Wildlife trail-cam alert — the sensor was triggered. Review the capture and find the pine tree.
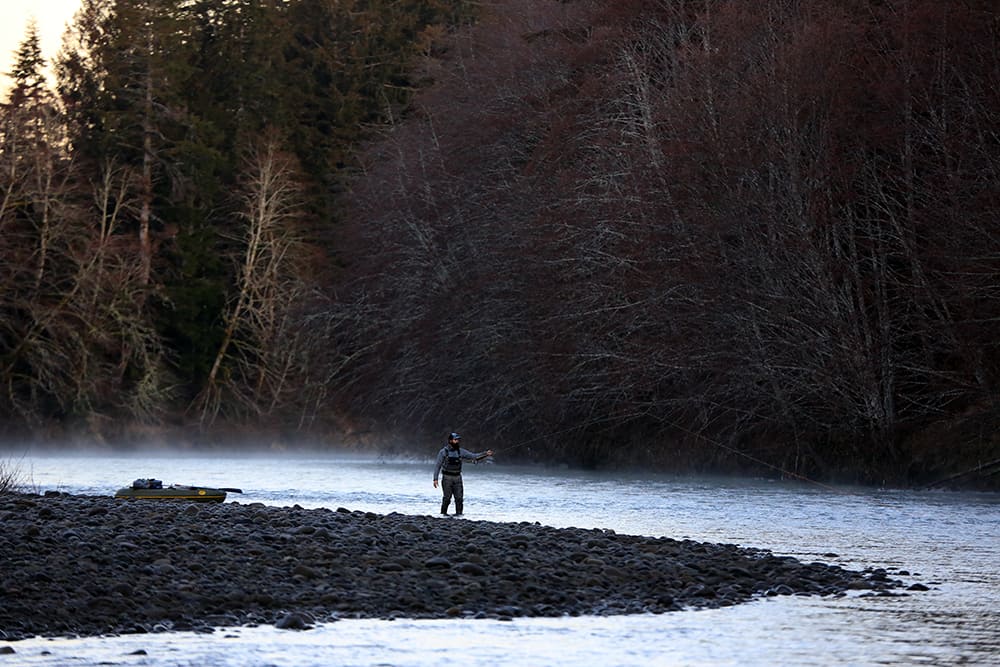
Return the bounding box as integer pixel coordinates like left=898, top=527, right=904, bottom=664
left=7, top=19, right=48, bottom=108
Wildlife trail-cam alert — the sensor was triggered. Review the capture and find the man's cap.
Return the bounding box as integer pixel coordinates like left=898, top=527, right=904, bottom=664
left=449, top=432, right=461, bottom=440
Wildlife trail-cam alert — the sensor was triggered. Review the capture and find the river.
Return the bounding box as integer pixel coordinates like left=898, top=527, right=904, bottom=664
left=4, top=449, right=999, bottom=666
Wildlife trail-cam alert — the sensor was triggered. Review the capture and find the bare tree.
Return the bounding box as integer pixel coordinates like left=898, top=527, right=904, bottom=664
left=194, top=134, right=311, bottom=426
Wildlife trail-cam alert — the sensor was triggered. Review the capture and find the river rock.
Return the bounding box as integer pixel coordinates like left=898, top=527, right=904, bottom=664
left=0, top=492, right=914, bottom=640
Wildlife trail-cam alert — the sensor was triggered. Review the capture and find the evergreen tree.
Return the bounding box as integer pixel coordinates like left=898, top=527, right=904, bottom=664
left=1, top=20, right=64, bottom=301
left=46, top=0, right=478, bottom=429
left=7, top=19, right=48, bottom=108
left=58, top=0, right=229, bottom=398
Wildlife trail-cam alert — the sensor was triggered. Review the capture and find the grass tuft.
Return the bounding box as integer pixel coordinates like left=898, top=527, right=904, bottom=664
left=0, top=457, right=27, bottom=494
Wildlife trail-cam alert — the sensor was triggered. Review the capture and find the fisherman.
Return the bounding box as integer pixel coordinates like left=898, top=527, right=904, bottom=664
left=433, top=432, right=493, bottom=515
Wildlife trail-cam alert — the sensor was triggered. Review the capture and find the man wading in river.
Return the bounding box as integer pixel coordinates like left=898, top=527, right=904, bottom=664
left=433, top=432, right=494, bottom=515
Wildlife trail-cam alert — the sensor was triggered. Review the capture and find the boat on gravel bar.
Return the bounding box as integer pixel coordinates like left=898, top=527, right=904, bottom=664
left=114, top=478, right=240, bottom=503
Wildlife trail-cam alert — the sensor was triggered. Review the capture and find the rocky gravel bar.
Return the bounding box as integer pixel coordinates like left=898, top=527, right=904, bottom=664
left=0, top=492, right=920, bottom=640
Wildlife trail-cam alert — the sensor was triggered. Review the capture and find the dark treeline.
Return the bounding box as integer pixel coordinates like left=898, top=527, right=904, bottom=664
left=332, top=0, right=1000, bottom=484
left=1, top=0, right=475, bottom=437
left=2, top=1, right=1000, bottom=486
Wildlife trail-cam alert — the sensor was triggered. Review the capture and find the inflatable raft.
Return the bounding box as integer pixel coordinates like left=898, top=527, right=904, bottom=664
left=114, top=478, right=236, bottom=503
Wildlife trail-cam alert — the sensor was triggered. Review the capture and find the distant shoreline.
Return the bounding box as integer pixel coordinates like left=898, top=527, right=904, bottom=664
left=3, top=436, right=998, bottom=493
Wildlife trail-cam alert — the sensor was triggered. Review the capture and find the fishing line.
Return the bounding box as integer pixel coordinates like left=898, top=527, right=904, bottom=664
left=669, top=421, right=847, bottom=494
left=491, top=416, right=847, bottom=494
left=490, top=421, right=597, bottom=455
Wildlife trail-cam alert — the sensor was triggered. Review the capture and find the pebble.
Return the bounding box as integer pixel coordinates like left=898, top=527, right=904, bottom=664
left=0, top=493, right=916, bottom=640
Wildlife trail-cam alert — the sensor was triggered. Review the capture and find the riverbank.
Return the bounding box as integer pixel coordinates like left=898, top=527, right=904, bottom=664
left=0, top=492, right=924, bottom=642
left=7, top=416, right=1000, bottom=491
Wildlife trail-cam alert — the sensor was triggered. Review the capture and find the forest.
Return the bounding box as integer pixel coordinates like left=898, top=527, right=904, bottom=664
left=2, top=0, right=999, bottom=488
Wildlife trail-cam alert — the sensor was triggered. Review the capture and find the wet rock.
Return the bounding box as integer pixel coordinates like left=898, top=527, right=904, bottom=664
left=291, top=564, right=320, bottom=579
left=0, top=492, right=915, bottom=641
left=275, top=612, right=313, bottom=630
left=378, top=562, right=405, bottom=573
left=454, top=562, right=486, bottom=576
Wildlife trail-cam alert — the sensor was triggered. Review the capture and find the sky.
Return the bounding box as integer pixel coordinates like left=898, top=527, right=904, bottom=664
left=1, top=0, right=81, bottom=92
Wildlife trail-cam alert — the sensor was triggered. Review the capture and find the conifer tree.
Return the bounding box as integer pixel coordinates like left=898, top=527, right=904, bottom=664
left=7, top=19, right=48, bottom=108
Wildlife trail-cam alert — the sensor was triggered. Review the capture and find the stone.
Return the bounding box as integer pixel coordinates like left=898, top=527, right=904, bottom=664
left=0, top=492, right=917, bottom=641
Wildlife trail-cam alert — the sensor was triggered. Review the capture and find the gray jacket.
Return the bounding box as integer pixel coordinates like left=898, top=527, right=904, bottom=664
left=434, top=446, right=487, bottom=481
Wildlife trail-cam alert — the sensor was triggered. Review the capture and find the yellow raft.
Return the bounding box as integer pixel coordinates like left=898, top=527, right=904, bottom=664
left=114, top=479, right=236, bottom=503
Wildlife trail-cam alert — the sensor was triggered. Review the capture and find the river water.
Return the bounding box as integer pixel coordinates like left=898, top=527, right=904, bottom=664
left=4, top=449, right=999, bottom=666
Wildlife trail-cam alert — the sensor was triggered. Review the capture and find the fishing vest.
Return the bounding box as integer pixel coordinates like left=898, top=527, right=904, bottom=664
left=442, top=447, right=463, bottom=475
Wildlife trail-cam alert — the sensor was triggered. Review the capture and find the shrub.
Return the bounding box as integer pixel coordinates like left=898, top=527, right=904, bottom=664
left=0, top=458, right=26, bottom=494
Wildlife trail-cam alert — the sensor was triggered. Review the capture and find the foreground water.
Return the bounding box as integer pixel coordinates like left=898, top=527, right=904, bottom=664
left=4, top=449, right=999, bottom=666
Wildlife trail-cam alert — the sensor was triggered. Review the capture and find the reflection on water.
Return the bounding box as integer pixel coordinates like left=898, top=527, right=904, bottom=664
left=5, top=450, right=1000, bottom=667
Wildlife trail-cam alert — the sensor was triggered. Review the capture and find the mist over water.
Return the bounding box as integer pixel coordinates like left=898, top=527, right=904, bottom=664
left=4, top=448, right=999, bottom=666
